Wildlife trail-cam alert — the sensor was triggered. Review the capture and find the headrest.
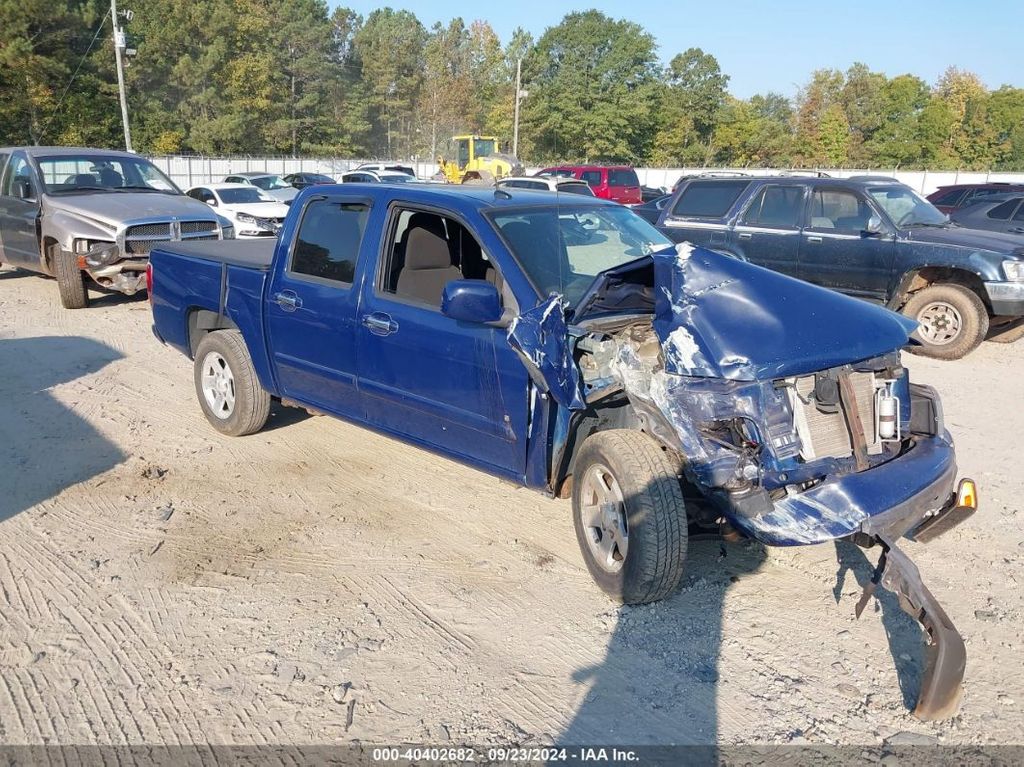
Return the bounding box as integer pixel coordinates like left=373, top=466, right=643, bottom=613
left=73, top=173, right=96, bottom=186
left=405, top=226, right=453, bottom=270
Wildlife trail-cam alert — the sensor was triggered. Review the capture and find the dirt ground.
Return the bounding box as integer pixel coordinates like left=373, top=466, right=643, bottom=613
left=0, top=266, right=1021, bottom=748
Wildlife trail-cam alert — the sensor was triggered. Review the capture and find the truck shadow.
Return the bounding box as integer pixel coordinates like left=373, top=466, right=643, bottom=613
left=556, top=510, right=767, bottom=756
left=0, top=336, right=126, bottom=523
left=832, top=539, right=924, bottom=709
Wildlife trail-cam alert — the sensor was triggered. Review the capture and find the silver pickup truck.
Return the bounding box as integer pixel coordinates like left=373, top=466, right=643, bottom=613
left=0, top=146, right=232, bottom=308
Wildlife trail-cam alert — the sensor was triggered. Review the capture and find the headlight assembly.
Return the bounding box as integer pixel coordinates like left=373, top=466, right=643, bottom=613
left=1003, top=259, right=1024, bottom=281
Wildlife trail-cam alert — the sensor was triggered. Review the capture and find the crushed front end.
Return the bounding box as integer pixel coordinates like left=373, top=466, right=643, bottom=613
left=568, top=245, right=978, bottom=719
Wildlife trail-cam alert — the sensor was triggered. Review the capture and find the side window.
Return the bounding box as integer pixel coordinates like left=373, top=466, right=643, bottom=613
left=740, top=185, right=804, bottom=228
left=581, top=171, right=602, bottom=187
left=809, top=189, right=871, bottom=233
left=671, top=180, right=750, bottom=218
left=1013, top=202, right=1024, bottom=222
left=457, top=140, right=470, bottom=168
left=987, top=200, right=1018, bottom=220
left=2, top=153, right=34, bottom=199
left=383, top=209, right=497, bottom=309
left=290, top=199, right=368, bottom=284
left=0, top=154, right=10, bottom=191
left=186, top=189, right=202, bottom=201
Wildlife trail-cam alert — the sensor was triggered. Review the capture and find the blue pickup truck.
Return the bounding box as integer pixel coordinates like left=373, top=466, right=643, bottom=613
left=149, top=184, right=977, bottom=719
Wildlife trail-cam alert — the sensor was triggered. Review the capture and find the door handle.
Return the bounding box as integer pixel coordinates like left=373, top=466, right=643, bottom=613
left=362, top=312, right=398, bottom=336
left=738, top=232, right=752, bottom=240
left=274, top=291, right=302, bottom=311
left=1010, top=227, right=1024, bottom=234
left=806, top=235, right=822, bottom=243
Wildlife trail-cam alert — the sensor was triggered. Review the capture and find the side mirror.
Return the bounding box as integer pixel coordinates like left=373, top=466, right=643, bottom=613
left=441, top=280, right=503, bottom=324
left=13, top=179, right=33, bottom=200
left=864, top=214, right=884, bottom=235
left=206, top=199, right=217, bottom=207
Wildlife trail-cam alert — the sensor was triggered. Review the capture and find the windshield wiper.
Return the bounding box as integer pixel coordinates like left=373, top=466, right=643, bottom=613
left=114, top=185, right=173, bottom=193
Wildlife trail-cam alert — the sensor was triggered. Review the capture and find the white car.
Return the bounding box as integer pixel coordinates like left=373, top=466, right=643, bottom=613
left=340, top=169, right=417, bottom=184
left=496, top=176, right=595, bottom=196
left=353, top=162, right=416, bottom=177
left=186, top=183, right=290, bottom=238
left=222, top=172, right=298, bottom=203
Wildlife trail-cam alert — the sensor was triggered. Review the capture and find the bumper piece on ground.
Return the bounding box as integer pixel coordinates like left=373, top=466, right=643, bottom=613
left=856, top=535, right=966, bottom=720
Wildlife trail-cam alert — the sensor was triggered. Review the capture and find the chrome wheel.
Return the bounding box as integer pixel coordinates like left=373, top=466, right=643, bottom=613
left=917, top=301, right=963, bottom=346
left=579, top=463, right=628, bottom=573
left=200, top=351, right=235, bottom=419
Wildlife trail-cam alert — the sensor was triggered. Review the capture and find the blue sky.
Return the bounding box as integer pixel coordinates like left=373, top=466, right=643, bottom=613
left=332, top=1, right=1022, bottom=98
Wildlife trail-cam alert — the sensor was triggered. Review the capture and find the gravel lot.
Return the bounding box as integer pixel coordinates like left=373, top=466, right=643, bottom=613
left=0, top=266, right=1021, bottom=747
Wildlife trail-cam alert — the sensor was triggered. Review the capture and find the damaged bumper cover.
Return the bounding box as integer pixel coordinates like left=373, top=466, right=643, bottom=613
left=733, top=432, right=966, bottom=546
left=857, top=536, right=967, bottom=720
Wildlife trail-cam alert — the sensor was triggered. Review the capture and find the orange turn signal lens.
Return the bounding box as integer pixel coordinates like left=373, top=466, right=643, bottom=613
left=956, top=479, right=978, bottom=510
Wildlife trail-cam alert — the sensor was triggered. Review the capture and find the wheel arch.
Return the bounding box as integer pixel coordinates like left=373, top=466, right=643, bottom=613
left=890, top=266, right=992, bottom=315
left=187, top=307, right=240, bottom=358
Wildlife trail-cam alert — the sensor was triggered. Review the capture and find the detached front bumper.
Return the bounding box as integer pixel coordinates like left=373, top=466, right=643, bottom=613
left=731, top=433, right=964, bottom=546
left=984, top=280, right=1024, bottom=318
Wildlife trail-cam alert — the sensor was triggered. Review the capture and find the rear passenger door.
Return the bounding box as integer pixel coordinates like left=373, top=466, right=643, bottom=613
left=799, top=186, right=896, bottom=298
left=356, top=204, right=529, bottom=479
left=730, top=183, right=806, bottom=277
left=264, top=194, right=374, bottom=418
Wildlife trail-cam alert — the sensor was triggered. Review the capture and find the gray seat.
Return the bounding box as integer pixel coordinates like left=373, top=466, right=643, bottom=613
left=396, top=225, right=461, bottom=305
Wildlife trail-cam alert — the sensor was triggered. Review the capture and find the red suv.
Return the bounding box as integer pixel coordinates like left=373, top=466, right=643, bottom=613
left=927, top=182, right=1024, bottom=214
left=537, top=165, right=642, bottom=204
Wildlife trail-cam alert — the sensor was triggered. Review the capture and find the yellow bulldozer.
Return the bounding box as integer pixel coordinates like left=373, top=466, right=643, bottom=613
left=438, top=135, right=523, bottom=184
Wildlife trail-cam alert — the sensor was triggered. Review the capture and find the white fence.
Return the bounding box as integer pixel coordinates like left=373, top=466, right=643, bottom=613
left=147, top=155, right=1024, bottom=197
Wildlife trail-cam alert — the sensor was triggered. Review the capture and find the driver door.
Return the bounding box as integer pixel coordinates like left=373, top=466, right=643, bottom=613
left=0, top=152, right=42, bottom=269
left=799, top=187, right=896, bottom=299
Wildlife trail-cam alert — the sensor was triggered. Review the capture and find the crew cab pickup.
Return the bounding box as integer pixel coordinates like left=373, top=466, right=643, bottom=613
left=657, top=175, right=1024, bottom=358
left=149, top=184, right=978, bottom=719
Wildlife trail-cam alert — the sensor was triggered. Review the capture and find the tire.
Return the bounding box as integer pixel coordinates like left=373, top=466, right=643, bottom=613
left=901, top=283, right=989, bottom=360
left=571, top=430, right=688, bottom=605
left=986, top=320, right=1024, bottom=344
left=53, top=246, right=89, bottom=309
left=193, top=330, right=271, bottom=437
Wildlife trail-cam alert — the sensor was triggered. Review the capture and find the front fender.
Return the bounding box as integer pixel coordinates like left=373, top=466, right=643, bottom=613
left=42, top=209, right=117, bottom=252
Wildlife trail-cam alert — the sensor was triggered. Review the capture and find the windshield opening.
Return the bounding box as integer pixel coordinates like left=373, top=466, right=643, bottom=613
left=869, top=186, right=948, bottom=227
left=37, top=155, right=180, bottom=194
left=490, top=205, right=674, bottom=306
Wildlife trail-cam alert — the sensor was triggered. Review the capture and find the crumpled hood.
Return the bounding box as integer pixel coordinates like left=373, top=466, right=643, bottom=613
left=45, top=192, right=219, bottom=228
left=654, top=245, right=918, bottom=381
left=906, top=224, right=1024, bottom=254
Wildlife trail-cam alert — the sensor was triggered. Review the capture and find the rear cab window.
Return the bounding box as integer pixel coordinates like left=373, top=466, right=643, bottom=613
left=670, top=180, right=751, bottom=219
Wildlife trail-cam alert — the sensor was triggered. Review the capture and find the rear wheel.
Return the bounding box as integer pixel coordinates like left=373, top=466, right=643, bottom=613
left=52, top=246, right=89, bottom=309
left=571, top=430, right=688, bottom=605
left=902, top=283, right=988, bottom=360
left=193, top=330, right=271, bottom=436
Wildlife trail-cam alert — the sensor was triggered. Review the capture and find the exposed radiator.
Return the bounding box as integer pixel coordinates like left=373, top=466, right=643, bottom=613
left=787, top=372, right=881, bottom=461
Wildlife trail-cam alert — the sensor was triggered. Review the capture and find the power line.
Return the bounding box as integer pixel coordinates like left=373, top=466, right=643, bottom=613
left=39, top=9, right=112, bottom=144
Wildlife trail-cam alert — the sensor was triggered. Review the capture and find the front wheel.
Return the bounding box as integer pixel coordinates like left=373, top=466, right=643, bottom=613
left=53, top=246, right=89, bottom=309
left=571, top=430, right=688, bottom=605
left=193, top=330, right=271, bottom=436
left=901, top=284, right=988, bottom=360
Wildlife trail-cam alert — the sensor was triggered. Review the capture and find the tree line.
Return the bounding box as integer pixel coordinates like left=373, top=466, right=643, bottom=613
left=3, top=1, right=1023, bottom=170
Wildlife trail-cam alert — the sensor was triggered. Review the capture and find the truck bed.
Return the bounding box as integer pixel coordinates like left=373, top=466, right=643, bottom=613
left=152, top=239, right=276, bottom=270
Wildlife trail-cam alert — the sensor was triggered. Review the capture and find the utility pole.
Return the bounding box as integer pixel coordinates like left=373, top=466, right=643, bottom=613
left=512, top=58, right=522, bottom=158
left=110, top=0, right=133, bottom=152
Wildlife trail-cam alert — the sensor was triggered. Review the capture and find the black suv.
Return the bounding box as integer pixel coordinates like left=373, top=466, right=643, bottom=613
left=656, top=175, right=1024, bottom=359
